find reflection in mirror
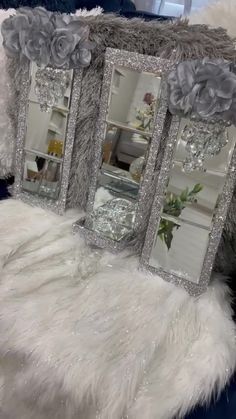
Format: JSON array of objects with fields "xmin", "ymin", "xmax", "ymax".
[
  {"xmin": 142, "ymin": 117, "xmax": 236, "ymax": 293},
  {"xmin": 91, "ymin": 65, "xmax": 162, "ymax": 242},
  {"xmin": 23, "ymin": 150, "xmax": 62, "ymax": 200},
  {"xmin": 13, "ymin": 61, "xmax": 80, "ymax": 214},
  {"xmin": 150, "ymin": 218, "xmax": 210, "ymax": 284},
  {"xmin": 24, "ymin": 63, "xmax": 73, "ymax": 162}
]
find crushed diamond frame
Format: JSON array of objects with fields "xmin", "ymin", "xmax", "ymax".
[
  {"xmin": 140, "ymin": 118, "xmax": 236, "ymax": 296},
  {"xmin": 13, "ymin": 62, "xmax": 83, "ymax": 215},
  {"xmin": 79, "ymin": 47, "xmax": 177, "ymax": 249}
]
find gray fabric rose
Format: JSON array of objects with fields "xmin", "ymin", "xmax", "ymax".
[
  {"xmin": 20, "ymin": 24, "xmax": 54, "ymax": 67},
  {"xmin": 168, "ymin": 58, "xmax": 236, "ymax": 123},
  {"xmin": 51, "ymin": 21, "xmax": 93, "ymax": 68},
  {"xmin": 1, "ymin": 13, "xmax": 30, "ymax": 57},
  {"xmin": 70, "ymin": 39, "xmax": 95, "ymax": 68},
  {"xmin": 2, "ymin": 7, "xmax": 54, "ymax": 66},
  {"xmin": 1, "ymin": 7, "xmax": 94, "ymax": 69}
]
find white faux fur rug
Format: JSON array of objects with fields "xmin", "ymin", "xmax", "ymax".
[{"xmin": 0, "ymin": 199, "xmax": 235, "ymax": 419}]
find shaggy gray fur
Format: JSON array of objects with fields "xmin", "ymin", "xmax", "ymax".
[{"xmin": 6, "ymin": 15, "xmax": 236, "ymax": 275}]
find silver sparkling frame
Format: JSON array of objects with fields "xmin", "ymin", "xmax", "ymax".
[
  {"xmin": 13, "ymin": 62, "xmax": 83, "ymax": 215},
  {"xmin": 140, "ymin": 118, "xmax": 236, "ymax": 296},
  {"xmin": 81, "ymin": 47, "xmax": 176, "ymax": 250}
]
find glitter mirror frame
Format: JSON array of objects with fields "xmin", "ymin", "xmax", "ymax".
[
  {"xmin": 13, "ymin": 62, "xmax": 83, "ymax": 215},
  {"xmin": 73, "ymin": 48, "xmax": 177, "ymax": 251},
  {"xmin": 140, "ymin": 117, "xmax": 236, "ymax": 296}
]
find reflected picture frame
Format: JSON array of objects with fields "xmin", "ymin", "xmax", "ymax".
[
  {"xmin": 13, "ymin": 62, "xmax": 83, "ymax": 215},
  {"xmin": 82, "ymin": 48, "xmax": 177, "ymax": 247},
  {"xmin": 140, "ymin": 116, "xmax": 236, "ymax": 296}
]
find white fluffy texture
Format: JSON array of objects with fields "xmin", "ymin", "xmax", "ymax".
[
  {"xmin": 0, "ymin": 10, "xmax": 15, "ymax": 178},
  {"xmin": 189, "ymin": 0, "xmax": 236, "ymax": 38},
  {"xmin": 0, "ymin": 199, "xmax": 235, "ymax": 419},
  {"xmin": 94, "ymin": 186, "xmax": 113, "ymax": 208},
  {"xmin": 75, "ymin": 7, "xmax": 103, "ymax": 16}
]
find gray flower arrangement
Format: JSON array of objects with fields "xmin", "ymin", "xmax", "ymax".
[
  {"xmin": 167, "ymin": 58, "xmax": 236, "ymax": 125},
  {"xmin": 1, "ymin": 7, "xmax": 95, "ymax": 69}
]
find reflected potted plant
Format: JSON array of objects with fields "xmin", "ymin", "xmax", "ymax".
[{"xmin": 158, "ymin": 183, "xmax": 203, "ymax": 250}]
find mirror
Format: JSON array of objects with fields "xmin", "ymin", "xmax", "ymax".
[
  {"xmin": 22, "ymin": 64, "xmax": 72, "ymax": 200},
  {"xmin": 13, "ymin": 62, "xmax": 82, "ymax": 214},
  {"xmin": 141, "ymin": 117, "xmax": 236, "ymax": 294},
  {"xmin": 76, "ymin": 48, "xmax": 173, "ymax": 250},
  {"xmin": 98, "ymin": 67, "xmax": 161, "ymax": 204}
]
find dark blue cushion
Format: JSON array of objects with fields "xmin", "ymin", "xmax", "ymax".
[
  {"xmin": 0, "ymin": 0, "xmax": 77, "ymax": 12},
  {"xmin": 0, "ymin": 0, "xmax": 135, "ymax": 13},
  {"xmin": 0, "ymin": 177, "xmax": 13, "ymax": 200},
  {"xmin": 186, "ymin": 374, "xmax": 236, "ymax": 419}
]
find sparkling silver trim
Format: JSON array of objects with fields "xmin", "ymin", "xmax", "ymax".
[
  {"xmin": 72, "ymin": 217, "xmax": 138, "ymax": 252},
  {"xmin": 13, "ymin": 63, "xmax": 83, "ymax": 215},
  {"xmin": 140, "ymin": 118, "xmax": 236, "ymax": 296},
  {"xmin": 82, "ymin": 48, "xmax": 175, "ymax": 249}
]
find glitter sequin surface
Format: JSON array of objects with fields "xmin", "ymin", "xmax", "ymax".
[
  {"xmin": 13, "ymin": 64, "xmax": 83, "ymax": 215},
  {"xmin": 140, "ymin": 118, "xmax": 236, "ymax": 296},
  {"xmin": 77, "ymin": 48, "xmax": 176, "ymax": 249}
]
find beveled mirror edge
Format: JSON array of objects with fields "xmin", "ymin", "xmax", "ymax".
[
  {"xmin": 140, "ymin": 118, "xmax": 236, "ymax": 297},
  {"xmin": 12, "ymin": 63, "xmax": 83, "ymax": 215},
  {"xmin": 85, "ymin": 47, "xmax": 177, "ymax": 235}
]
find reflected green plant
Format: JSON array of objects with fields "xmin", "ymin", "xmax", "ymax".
[{"xmin": 158, "ymin": 183, "xmax": 203, "ymax": 250}]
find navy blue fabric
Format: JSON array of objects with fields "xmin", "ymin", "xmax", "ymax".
[
  {"xmin": 0, "ymin": 177, "xmax": 13, "ymax": 200},
  {"xmin": 0, "ymin": 0, "xmax": 135, "ymax": 13},
  {"xmin": 121, "ymin": 11, "xmax": 171, "ymax": 21},
  {"xmin": 0, "ymin": 0, "xmax": 76, "ymax": 12},
  {"xmin": 186, "ymin": 374, "xmax": 236, "ymax": 419},
  {"xmin": 0, "ymin": 0, "xmax": 171, "ymax": 20}
]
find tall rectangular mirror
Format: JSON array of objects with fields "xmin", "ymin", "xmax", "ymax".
[
  {"xmin": 13, "ymin": 62, "xmax": 83, "ymax": 214},
  {"xmin": 140, "ymin": 116, "xmax": 236, "ymax": 295},
  {"xmin": 73, "ymin": 48, "xmax": 175, "ymax": 250}
]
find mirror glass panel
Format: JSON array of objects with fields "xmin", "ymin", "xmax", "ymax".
[
  {"xmin": 22, "ymin": 63, "xmax": 73, "ymax": 200},
  {"xmin": 149, "ymin": 118, "xmax": 236, "ymax": 284},
  {"xmin": 90, "ymin": 65, "xmax": 162, "ymax": 241}
]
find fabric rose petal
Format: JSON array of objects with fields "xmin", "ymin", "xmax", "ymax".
[
  {"xmin": 51, "ymin": 20, "xmax": 93, "ymax": 68},
  {"xmin": 167, "ymin": 58, "xmax": 236, "ymax": 125},
  {"xmin": 71, "ymin": 39, "xmax": 95, "ymax": 68},
  {"xmin": 51, "ymin": 28, "xmax": 81, "ymax": 68},
  {"xmin": 1, "ymin": 7, "xmax": 94, "ymax": 69},
  {"xmin": 19, "ymin": 20, "xmax": 54, "ymax": 67},
  {"xmin": 1, "ymin": 14, "xmax": 30, "ymax": 57}
]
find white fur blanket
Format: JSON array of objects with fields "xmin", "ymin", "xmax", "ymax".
[{"xmin": 0, "ymin": 199, "xmax": 235, "ymax": 419}]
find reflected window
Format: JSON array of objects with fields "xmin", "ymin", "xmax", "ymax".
[{"xmin": 134, "ymin": 0, "xmax": 215, "ymax": 16}]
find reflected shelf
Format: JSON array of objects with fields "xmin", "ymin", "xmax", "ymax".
[
  {"xmin": 105, "ymin": 119, "xmax": 153, "ymax": 138},
  {"xmin": 28, "ymin": 99, "xmax": 69, "ymax": 115},
  {"xmin": 24, "ymin": 148, "xmax": 63, "ymax": 163},
  {"xmin": 101, "ymin": 166, "xmax": 139, "ymax": 186},
  {"xmin": 161, "ymin": 213, "xmax": 211, "ymax": 231},
  {"xmin": 48, "ymin": 123, "xmax": 63, "ymax": 135}
]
